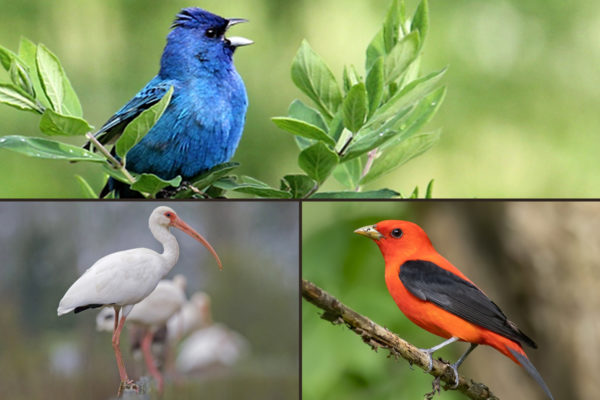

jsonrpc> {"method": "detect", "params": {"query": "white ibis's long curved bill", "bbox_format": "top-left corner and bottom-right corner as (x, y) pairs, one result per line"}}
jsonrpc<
(171, 217), (223, 270)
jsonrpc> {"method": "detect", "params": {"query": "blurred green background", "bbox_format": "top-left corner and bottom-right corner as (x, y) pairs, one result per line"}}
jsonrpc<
(302, 201), (600, 400)
(0, 202), (299, 399)
(1, 0), (598, 197)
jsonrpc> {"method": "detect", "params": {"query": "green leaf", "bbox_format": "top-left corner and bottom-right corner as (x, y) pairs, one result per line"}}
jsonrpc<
(272, 117), (336, 147)
(0, 135), (105, 162)
(384, 31), (420, 84)
(130, 173), (182, 196)
(367, 67), (446, 128)
(36, 43), (82, 117)
(411, 0), (429, 43)
(115, 86), (173, 158)
(288, 99), (328, 131)
(329, 109), (345, 143)
(342, 66), (352, 94)
(298, 142), (339, 184)
(310, 188), (400, 199)
(383, 0), (401, 53)
(342, 128), (399, 161)
(9, 59), (34, 97)
(18, 37), (50, 108)
(39, 108), (93, 136)
(189, 161), (240, 190)
(280, 174), (317, 198)
(366, 30), (385, 72)
(213, 176), (291, 199)
(74, 175), (98, 198)
(102, 164), (130, 184)
(291, 40), (342, 120)
(341, 105), (413, 161)
(387, 86), (445, 142)
(366, 57), (384, 118)
(333, 157), (363, 189)
(0, 83), (41, 113)
(361, 129), (441, 184)
(425, 179), (434, 198)
(410, 186), (419, 199)
(342, 83), (368, 133)
(0, 44), (18, 71)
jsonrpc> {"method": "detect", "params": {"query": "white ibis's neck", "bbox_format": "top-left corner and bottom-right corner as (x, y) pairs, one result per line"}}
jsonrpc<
(150, 223), (179, 276)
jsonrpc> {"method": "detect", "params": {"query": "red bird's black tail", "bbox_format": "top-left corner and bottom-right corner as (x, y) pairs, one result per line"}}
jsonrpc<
(508, 347), (554, 400)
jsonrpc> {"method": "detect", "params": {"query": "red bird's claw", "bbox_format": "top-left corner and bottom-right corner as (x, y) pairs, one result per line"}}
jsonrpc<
(418, 349), (434, 372)
(448, 365), (460, 388)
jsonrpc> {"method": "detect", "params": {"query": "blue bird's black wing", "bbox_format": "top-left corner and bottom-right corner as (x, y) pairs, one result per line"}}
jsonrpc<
(399, 260), (537, 348)
(85, 79), (172, 148)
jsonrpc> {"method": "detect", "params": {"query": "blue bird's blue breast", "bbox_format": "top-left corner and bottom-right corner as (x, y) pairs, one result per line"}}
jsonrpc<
(125, 70), (247, 180)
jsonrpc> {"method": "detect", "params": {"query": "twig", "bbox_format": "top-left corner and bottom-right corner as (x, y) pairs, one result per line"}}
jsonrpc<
(356, 148), (378, 191)
(85, 132), (136, 184)
(301, 279), (499, 400)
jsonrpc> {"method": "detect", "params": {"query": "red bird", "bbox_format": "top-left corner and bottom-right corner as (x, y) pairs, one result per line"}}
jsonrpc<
(355, 220), (553, 400)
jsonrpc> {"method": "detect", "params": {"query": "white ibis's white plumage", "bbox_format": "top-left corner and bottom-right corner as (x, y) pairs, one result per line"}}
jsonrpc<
(57, 206), (222, 393)
(96, 275), (188, 332)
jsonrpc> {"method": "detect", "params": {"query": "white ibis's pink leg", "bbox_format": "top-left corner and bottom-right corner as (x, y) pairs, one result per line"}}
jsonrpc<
(111, 308), (130, 383)
(141, 330), (164, 393)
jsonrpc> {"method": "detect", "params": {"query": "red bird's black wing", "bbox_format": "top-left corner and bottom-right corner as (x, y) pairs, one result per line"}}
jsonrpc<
(399, 260), (537, 348)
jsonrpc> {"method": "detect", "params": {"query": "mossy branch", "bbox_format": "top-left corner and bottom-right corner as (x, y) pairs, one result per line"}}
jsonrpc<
(301, 279), (499, 400)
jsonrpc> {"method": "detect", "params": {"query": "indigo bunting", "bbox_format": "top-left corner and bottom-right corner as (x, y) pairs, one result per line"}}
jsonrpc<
(90, 8), (252, 196)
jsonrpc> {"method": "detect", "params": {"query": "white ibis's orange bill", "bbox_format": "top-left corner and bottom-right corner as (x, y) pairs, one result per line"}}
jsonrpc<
(171, 216), (223, 270)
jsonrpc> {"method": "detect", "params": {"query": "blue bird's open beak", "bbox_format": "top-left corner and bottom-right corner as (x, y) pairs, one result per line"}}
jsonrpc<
(226, 18), (253, 47)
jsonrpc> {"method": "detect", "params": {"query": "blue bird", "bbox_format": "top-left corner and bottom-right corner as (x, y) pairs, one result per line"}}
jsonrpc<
(90, 8), (252, 197)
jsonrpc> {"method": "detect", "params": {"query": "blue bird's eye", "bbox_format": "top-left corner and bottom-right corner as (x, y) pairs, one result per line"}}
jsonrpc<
(205, 29), (218, 38)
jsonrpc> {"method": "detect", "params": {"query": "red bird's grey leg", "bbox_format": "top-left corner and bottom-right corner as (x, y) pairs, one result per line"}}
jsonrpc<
(419, 336), (459, 372)
(141, 330), (164, 393)
(448, 343), (478, 388)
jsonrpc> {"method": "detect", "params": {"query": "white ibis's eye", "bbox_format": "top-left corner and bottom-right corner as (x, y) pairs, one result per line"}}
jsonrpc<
(205, 28), (217, 38)
(391, 228), (403, 238)
(165, 212), (173, 218)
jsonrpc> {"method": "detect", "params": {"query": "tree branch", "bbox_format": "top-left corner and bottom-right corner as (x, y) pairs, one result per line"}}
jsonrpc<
(301, 279), (499, 400)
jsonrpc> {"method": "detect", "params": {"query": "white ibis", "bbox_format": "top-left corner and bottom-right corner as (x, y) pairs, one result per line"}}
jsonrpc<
(57, 206), (222, 393)
(174, 294), (248, 374)
(166, 291), (212, 343)
(176, 324), (248, 374)
(95, 275), (188, 392)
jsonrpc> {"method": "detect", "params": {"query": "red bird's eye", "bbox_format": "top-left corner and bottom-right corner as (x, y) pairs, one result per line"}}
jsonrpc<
(391, 228), (403, 238)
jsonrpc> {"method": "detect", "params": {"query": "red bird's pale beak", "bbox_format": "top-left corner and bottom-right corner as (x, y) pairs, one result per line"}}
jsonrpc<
(354, 224), (384, 240)
(171, 217), (223, 270)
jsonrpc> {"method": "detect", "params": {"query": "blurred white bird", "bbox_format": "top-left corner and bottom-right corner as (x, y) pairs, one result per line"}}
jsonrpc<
(176, 324), (249, 374)
(174, 295), (248, 375)
(167, 291), (212, 343)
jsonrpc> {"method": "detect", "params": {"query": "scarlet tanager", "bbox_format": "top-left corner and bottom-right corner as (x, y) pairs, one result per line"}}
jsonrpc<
(355, 220), (553, 400)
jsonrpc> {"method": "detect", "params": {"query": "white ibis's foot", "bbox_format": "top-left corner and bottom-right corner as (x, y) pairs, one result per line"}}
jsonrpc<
(418, 347), (434, 372)
(117, 380), (140, 396)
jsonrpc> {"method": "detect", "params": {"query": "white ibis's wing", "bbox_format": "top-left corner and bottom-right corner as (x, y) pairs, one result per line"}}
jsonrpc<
(57, 248), (164, 316)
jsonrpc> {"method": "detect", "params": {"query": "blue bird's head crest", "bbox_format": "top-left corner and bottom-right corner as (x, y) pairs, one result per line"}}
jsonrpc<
(172, 8), (228, 32)
(160, 8), (252, 79)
